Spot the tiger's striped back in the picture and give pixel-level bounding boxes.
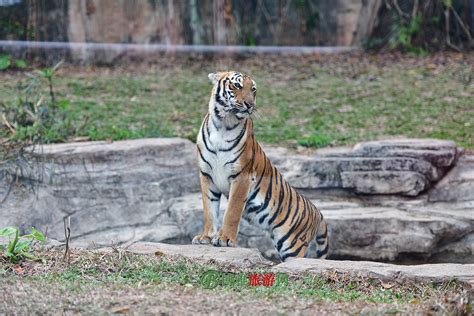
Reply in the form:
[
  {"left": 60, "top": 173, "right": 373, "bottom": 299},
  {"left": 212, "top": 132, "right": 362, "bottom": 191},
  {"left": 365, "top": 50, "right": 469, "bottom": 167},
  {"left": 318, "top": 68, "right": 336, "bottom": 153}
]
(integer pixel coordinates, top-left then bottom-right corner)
[{"left": 240, "top": 137, "right": 328, "bottom": 260}]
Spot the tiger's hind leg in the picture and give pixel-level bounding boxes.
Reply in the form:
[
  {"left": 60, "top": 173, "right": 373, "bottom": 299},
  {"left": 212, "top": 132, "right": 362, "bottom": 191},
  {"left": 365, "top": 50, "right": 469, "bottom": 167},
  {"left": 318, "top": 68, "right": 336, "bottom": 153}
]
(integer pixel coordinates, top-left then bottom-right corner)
[
  {"left": 305, "top": 215, "right": 329, "bottom": 259},
  {"left": 192, "top": 173, "right": 221, "bottom": 245}
]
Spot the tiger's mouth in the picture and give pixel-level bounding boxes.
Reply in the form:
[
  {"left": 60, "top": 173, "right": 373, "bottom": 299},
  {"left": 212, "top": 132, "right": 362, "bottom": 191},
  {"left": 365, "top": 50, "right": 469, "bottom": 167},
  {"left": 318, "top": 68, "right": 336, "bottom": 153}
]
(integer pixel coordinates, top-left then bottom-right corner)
[{"left": 230, "top": 105, "right": 255, "bottom": 116}]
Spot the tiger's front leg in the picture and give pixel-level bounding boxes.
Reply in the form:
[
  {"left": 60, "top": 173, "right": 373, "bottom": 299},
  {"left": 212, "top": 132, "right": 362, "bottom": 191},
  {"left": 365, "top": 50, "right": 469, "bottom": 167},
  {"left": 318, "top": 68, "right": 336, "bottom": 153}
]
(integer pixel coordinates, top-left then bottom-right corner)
[
  {"left": 211, "top": 177, "right": 251, "bottom": 247},
  {"left": 192, "top": 173, "right": 221, "bottom": 245}
]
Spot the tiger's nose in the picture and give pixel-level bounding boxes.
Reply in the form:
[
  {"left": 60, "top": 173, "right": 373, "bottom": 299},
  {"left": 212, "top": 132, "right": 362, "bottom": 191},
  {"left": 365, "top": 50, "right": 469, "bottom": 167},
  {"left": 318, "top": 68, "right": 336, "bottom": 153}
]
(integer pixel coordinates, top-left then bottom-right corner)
[{"left": 244, "top": 101, "right": 254, "bottom": 109}]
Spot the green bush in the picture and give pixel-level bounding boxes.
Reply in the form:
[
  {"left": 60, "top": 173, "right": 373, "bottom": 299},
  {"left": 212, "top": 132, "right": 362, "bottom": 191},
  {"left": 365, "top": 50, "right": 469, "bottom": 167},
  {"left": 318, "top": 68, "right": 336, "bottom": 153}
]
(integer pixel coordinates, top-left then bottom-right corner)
[
  {"left": 0, "top": 227, "right": 45, "bottom": 263},
  {"left": 0, "top": 54, "right": 27, "bottom": 71},
  {"left": 1, "top": 60, "right": 79, "bottom": 144}
]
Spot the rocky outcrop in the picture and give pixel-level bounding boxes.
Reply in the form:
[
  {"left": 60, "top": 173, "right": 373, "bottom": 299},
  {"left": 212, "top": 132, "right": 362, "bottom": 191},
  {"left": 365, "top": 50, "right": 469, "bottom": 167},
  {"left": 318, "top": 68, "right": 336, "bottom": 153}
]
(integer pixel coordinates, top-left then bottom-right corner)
[
  {"left": 266, "top": 139, "right": 461, "bottom": 196},
  {"left": 0, "top": 138, "right": 472, "bottom": 264},
  {"left": 0, "top": 138, "right": 199, "bottom": 246},
  {"left": 148, "top": 193, "right": 474, "bottom": 263},
  {"left": 322, "top": 200, "right": 473, "bottom": 262}
]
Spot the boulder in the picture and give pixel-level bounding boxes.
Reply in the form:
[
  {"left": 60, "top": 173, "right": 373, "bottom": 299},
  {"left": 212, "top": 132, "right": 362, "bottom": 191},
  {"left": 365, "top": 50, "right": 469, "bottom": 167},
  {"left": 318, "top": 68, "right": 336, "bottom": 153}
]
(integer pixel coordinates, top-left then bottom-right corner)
[
  {"left": 429, "top": 155, "right": 474, "bottom": 202},
  {"left": 163, "top": 194, "right": 474, "bottom": 263},
  {"left": 0, "top": 138, "right": 200, "bottom": 246},
  {"left": 265, "top": 139, "right": 460, "bottom": 196},
  {"left": 430, "top": 233, "right": 474, "bottom": 264},
  {"left": 321, "top": 201, "right": 473, "bottom": 262}
]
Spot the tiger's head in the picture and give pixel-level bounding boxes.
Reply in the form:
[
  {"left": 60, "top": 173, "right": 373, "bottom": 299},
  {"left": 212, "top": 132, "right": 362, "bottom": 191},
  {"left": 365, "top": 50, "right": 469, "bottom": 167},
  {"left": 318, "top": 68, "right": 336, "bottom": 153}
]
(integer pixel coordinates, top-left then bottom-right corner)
[{"left": 208, "top": 71, "right": 257, "bottom": 119}]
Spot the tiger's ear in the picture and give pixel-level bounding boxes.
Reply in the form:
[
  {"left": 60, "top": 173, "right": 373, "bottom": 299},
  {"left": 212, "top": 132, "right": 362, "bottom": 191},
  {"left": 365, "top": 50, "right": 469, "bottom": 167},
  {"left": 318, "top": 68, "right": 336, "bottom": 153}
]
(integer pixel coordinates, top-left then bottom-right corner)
[{"left": 208, "top": 73, "right": 220, "bottom": 85}]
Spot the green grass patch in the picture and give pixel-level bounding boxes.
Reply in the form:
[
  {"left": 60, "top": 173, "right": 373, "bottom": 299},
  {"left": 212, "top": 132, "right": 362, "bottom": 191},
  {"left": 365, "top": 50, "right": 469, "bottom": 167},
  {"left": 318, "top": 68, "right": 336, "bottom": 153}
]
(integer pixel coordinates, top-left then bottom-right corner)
[
  {"left": 0, "top": 55, "right": 472, "bottom": 149},
  {"left": 1, "top": 249, "right": 471, "bottom": 314},
  {"left": 0, "top": 249, "right": 466, "bottom": 304}
]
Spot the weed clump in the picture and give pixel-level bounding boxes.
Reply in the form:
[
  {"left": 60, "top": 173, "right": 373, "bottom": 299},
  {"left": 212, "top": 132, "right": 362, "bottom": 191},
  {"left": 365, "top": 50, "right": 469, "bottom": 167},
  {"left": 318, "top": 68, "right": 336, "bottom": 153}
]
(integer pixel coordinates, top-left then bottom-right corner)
[{"left": 0, "top": 61, "right": 81, "bottom": 203}]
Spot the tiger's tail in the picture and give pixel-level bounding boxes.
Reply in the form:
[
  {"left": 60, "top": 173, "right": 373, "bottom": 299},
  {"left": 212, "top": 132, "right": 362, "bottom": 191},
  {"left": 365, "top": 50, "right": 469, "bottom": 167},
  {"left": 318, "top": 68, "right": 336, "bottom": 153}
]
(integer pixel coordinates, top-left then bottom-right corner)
[{"left": 306, "top": 212, "right": 329, "bottom": 259}]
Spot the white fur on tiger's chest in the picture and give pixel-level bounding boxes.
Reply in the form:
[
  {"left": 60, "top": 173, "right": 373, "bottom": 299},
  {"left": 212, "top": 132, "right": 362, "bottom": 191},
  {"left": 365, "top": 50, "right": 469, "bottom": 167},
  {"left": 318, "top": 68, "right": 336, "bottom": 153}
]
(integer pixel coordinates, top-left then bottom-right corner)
[
  {"left": 198, "top": 130, "right": 242, "bottom": 195},
  {"left": 212, "top": 152, "right": 237, "bottom": 194}
]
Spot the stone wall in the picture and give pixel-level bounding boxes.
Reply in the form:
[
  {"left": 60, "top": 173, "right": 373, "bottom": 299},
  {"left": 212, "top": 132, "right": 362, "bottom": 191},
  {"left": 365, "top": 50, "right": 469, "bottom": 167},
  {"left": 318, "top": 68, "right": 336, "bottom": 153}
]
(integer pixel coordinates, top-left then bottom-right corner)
[{"left": 0, "top": 138, "right": 472, "bottom": 263}]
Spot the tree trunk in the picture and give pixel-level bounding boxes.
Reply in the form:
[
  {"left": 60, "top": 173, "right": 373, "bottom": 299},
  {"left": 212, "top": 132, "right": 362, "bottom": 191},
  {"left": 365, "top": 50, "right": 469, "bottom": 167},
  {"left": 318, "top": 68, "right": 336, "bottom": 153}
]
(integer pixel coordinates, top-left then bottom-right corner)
[
  {"left": 213, "top": 0, "right": 237, "bottom": 45},
  {"left": 188, "top": 0, "right": 205, "bottom": 45},
  {"left": 353, "top": 0, "right": 383, "bottom": 45}
]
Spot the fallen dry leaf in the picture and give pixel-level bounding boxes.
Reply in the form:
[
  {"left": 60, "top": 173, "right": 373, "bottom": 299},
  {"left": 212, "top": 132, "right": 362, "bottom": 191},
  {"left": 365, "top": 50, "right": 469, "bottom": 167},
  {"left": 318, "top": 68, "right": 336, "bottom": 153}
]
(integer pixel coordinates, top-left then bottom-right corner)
[{"left": 110, "top": 305, "right": 131, "bottom": 314}]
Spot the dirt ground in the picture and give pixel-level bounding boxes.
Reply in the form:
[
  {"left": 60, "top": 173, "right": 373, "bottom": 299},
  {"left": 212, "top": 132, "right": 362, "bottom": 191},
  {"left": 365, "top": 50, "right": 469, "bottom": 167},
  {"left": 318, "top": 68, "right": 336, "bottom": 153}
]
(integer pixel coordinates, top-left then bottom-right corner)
[{"left": 0, "top": 279, "right": 454, "bottom": 315}]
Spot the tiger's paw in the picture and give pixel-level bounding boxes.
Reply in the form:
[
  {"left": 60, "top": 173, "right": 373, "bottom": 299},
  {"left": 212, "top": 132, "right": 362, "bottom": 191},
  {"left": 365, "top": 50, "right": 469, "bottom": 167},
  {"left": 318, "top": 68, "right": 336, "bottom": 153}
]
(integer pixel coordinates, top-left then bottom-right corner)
[
  {"left": 192, "top": 234, "right": 212, "bottom": 245},
  {"left": 211, "top": 233, "right": 236, "bottom": 247}
]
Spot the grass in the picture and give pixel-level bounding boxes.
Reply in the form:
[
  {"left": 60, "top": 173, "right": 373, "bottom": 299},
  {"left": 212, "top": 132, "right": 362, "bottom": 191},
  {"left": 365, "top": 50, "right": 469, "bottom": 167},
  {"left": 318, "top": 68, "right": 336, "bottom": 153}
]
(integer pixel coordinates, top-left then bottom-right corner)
[
  {"left": 0, "top": 249, "right": 472, "bottom": 314},
  {"left": 0, "top": 53, "right": 472, "bottom": 149}
]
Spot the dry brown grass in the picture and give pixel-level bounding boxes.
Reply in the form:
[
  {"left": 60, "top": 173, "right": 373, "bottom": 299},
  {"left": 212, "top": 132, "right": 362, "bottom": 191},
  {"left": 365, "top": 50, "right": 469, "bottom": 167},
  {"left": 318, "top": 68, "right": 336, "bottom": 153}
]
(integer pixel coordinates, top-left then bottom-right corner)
[{"left": 1, "top": 248, "right": 472, "bottom": 315}]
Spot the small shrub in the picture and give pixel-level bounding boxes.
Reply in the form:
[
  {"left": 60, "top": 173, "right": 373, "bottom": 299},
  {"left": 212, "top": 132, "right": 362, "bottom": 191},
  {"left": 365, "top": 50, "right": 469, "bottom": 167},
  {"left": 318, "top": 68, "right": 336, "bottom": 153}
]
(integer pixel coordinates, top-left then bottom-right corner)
[
  {"left": 368, "top": 0, "right": 472, "bottom": 52},
  {"left": 1, "top": 60, "right": 78, "bottom": 144},
  {"left": 0, "top": 227, "right": 45, "bottom": 263},
  {"left": 390, "top": 14, "right": 428, "bottom": 56},
  {"left": 0, "top": 54, "right": 27, "bottom": 71}
]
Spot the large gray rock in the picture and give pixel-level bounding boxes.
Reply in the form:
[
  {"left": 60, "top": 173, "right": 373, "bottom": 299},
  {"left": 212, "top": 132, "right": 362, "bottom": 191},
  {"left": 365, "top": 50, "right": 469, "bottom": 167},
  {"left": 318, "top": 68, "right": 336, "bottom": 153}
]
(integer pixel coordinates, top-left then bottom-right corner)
[
  {"left": 266, "top": 138, "right": 460, "bottom": 196},
  {"left": 340, "top": 171, "right": 428, "bottom": 196},
  {"left": 272, "top": 258, "right": 474, "bottom": 285},
  {"left": 0, "top": 138, "right": 199, "bottom": 246},
  {"left": 163, "top": 193, "right": 474, "bottom": 263},
  {"left": 322, "top": 202, "right": 473, "bottom": 262},
  {"left": 430, "top": 233, "right": 474, "bottom": 264},
  {"left": 429, "top": 155, "right": 474, "bottom": 203}
]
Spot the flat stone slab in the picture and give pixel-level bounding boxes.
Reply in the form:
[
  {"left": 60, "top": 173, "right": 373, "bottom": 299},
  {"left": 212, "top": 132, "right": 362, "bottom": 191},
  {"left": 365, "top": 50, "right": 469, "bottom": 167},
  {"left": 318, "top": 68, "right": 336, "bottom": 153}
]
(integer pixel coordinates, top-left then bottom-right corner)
[
  {"left": 272, "top": 258, "right": 474, "bottom": 285},
  {"left": 126, "top": 242, "right": 273, "bottom": 268},
  {"left": 320, "top": 202, "right": 473, "bottom": 262},
  {"left": 164, "top": 193, "right": 474, "bottom": 263},
  {"left": 121, "top": 242, "right": 474, "bottom": 285},
  {"left": 349, "top": 139, "right": 460, "bottom": 167}
]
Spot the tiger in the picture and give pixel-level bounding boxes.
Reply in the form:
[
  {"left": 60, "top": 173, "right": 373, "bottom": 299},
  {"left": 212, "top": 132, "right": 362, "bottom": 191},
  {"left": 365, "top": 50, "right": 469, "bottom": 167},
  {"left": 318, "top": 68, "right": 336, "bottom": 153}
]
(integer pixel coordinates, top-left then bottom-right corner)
[{"left": 192, "top": 71, "right": 328, "bottom": 261}]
